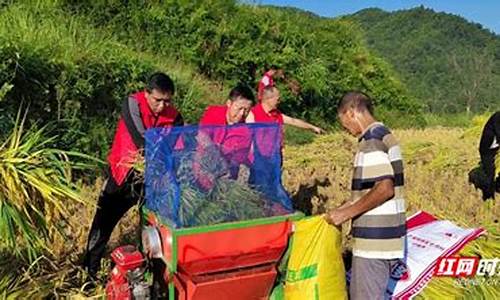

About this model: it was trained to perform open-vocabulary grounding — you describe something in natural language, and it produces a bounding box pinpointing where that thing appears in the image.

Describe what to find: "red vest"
[251,103,284,124]
[107,91,180,186]
[251,103,284,154]
[199,105,228,125]
[199,105,251,154]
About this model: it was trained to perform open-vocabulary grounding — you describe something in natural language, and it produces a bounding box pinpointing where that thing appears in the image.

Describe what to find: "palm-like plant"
[0,109,94,261]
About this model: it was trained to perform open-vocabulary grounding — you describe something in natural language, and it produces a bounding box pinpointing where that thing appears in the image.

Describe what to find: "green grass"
[423,112,475,128]
[0,1,498,298]
[284,125,317,146]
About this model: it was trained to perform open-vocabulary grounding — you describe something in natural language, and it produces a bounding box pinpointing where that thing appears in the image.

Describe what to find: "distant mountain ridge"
[346,6,500,113]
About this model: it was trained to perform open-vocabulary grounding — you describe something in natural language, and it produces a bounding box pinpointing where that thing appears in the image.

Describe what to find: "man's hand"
[283,115,324,134]
[324,208,349,226]
[312,126,323,134]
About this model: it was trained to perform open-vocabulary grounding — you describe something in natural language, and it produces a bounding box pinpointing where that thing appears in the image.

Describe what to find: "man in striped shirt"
[325,92,406,299]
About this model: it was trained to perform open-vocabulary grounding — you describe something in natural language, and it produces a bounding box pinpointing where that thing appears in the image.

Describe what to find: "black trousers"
[83,172,144,277]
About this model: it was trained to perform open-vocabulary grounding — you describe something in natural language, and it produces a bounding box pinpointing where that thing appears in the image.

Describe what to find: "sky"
[251,0,500,34]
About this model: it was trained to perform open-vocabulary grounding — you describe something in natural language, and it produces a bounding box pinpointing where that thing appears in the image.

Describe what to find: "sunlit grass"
[0,109,95,261]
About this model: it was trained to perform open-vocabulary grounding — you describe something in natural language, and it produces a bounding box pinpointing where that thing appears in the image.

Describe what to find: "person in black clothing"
[469,111,500,200]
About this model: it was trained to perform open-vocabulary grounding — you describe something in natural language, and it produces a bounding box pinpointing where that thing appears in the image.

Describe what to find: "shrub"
[0,2,219,158]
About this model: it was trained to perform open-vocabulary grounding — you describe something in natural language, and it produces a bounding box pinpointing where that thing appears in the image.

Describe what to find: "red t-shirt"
[199,105,228,126]
[251,103,284,156]
[197,105,252,180]
[251,103,284,124]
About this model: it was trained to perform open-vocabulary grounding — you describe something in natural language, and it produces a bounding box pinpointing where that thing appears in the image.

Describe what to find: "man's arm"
[325,178,394,226]
[480,112,500,150]
[122,96,146,148]
[282,114,323,134]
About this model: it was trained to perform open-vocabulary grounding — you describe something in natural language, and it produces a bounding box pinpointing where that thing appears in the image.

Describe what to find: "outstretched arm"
[282,114,323,134]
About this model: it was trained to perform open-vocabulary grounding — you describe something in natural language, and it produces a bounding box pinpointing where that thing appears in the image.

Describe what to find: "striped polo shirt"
[351,122,406,259]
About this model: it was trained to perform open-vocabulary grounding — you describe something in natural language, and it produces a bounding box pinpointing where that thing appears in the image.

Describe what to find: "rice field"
[284,125,499,299]
[0,125,498,298]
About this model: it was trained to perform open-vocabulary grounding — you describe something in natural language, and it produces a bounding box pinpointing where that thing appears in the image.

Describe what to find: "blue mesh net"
[144,123,293,228]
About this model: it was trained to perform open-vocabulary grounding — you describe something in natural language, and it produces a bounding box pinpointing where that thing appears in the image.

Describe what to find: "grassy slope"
[0,1,225,159]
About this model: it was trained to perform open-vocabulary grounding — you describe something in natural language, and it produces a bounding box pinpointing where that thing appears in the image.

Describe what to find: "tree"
[449,48,494,114]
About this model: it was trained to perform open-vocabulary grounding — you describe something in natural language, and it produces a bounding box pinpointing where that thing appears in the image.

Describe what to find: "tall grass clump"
[0,108,93,261]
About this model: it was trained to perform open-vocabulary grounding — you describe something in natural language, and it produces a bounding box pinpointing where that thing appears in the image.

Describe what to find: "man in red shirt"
[247,86,323,134]
[200,84,255,126]
[83,72,183,278]
[196,85,255,189]
[257,65,284,102]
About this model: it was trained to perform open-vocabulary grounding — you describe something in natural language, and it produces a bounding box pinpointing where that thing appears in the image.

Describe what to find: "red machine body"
[145,212,297,300]
[106,245,145,300]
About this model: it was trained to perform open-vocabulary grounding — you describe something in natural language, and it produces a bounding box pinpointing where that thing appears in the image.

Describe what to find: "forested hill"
[346,7,500,113]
